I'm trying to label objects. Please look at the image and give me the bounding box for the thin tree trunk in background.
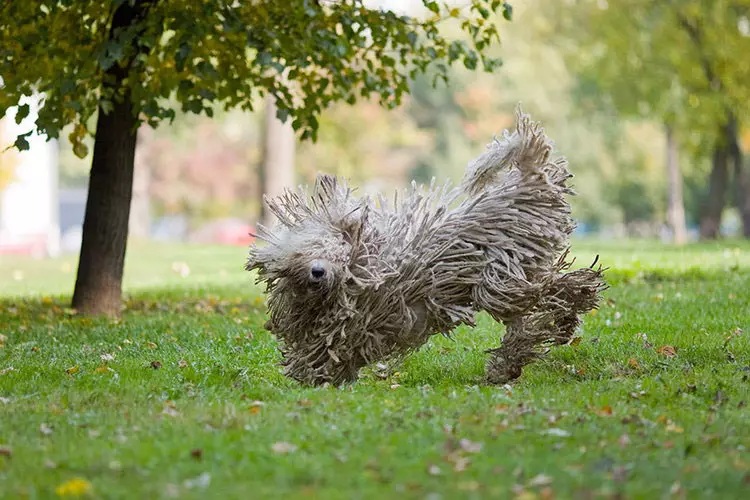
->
[726,116,750,237]
[260,93,295,227]
[71,0,155,316]
[665,125,687,244]
[699,139,729,240]
[130,131,151,238]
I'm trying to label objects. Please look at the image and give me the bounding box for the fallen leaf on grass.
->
[656,345,677,358]
[459,439,483,454]
[568,337,582,347]
[65,366,79,375]
[453,456,471,472]
[248,401,264,414]
[618,434,631,448]
[458,481,480,491]
[55,478,92,497]
[191,449,203,460]
[271,441,297,454]
[0,445,11,458]
[665,422,684,433]
[539,487,555,500]
[528,474,553,487]
[150,361,162,369]
[162,402,179,417]
[627,358,640,369]
[543,429,571,438]
[183,472,210,490]
[596,406,613,417]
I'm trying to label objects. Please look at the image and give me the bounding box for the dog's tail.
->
[461,105,568,197]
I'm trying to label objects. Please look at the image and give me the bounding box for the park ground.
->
[1,239,749,499]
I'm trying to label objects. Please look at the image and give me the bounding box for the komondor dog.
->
[247,107,606,386]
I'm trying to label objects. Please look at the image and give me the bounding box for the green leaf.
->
[14,133,31,151]
[15,104,30,124]
[424,1,440,14]
[72,141,89,159]
[276,107,290,123]
[503,3,513,21]
[99,100,114,115]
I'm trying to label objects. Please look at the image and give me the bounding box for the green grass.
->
[1,239,749,499]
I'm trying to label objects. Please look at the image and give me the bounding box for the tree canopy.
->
[545,0,750,149]
[1,0,512,152]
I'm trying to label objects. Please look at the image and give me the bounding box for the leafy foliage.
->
[0,0,511,155]
[544,0,750,149]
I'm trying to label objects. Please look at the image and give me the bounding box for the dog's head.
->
[247,174,369,301]
[247,175,380,384]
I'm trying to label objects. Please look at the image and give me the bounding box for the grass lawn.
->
[1,239,749,499]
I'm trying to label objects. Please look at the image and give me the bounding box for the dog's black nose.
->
[311,265,326,279]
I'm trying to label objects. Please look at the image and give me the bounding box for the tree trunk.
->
[699,140,728,240]
[71,0,154,316]
[260,93,296,227]
[130,130,152,239]
[665,125,687,244]
[726,116,749,237]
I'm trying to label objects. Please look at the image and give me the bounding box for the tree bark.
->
[699,139,729,240]
[665,125,687,244]
[71,0,155,316]
[260,93,296,227]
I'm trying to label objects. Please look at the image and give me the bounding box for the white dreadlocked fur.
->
[246,106,607,386]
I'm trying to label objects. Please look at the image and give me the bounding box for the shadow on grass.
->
[0,293,267,324]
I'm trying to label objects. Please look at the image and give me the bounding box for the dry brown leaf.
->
[597,405,613,417]
[458,481,480,491]
[0,446,11,458]
[627,358,640,369]
[656,345,677,358]
[539,486,555,500]
[453,456,471,472]
[665,422,684,433]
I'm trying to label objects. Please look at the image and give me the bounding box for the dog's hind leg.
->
[484,260,606,385]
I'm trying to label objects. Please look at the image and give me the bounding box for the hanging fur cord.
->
[247,105,607,386]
